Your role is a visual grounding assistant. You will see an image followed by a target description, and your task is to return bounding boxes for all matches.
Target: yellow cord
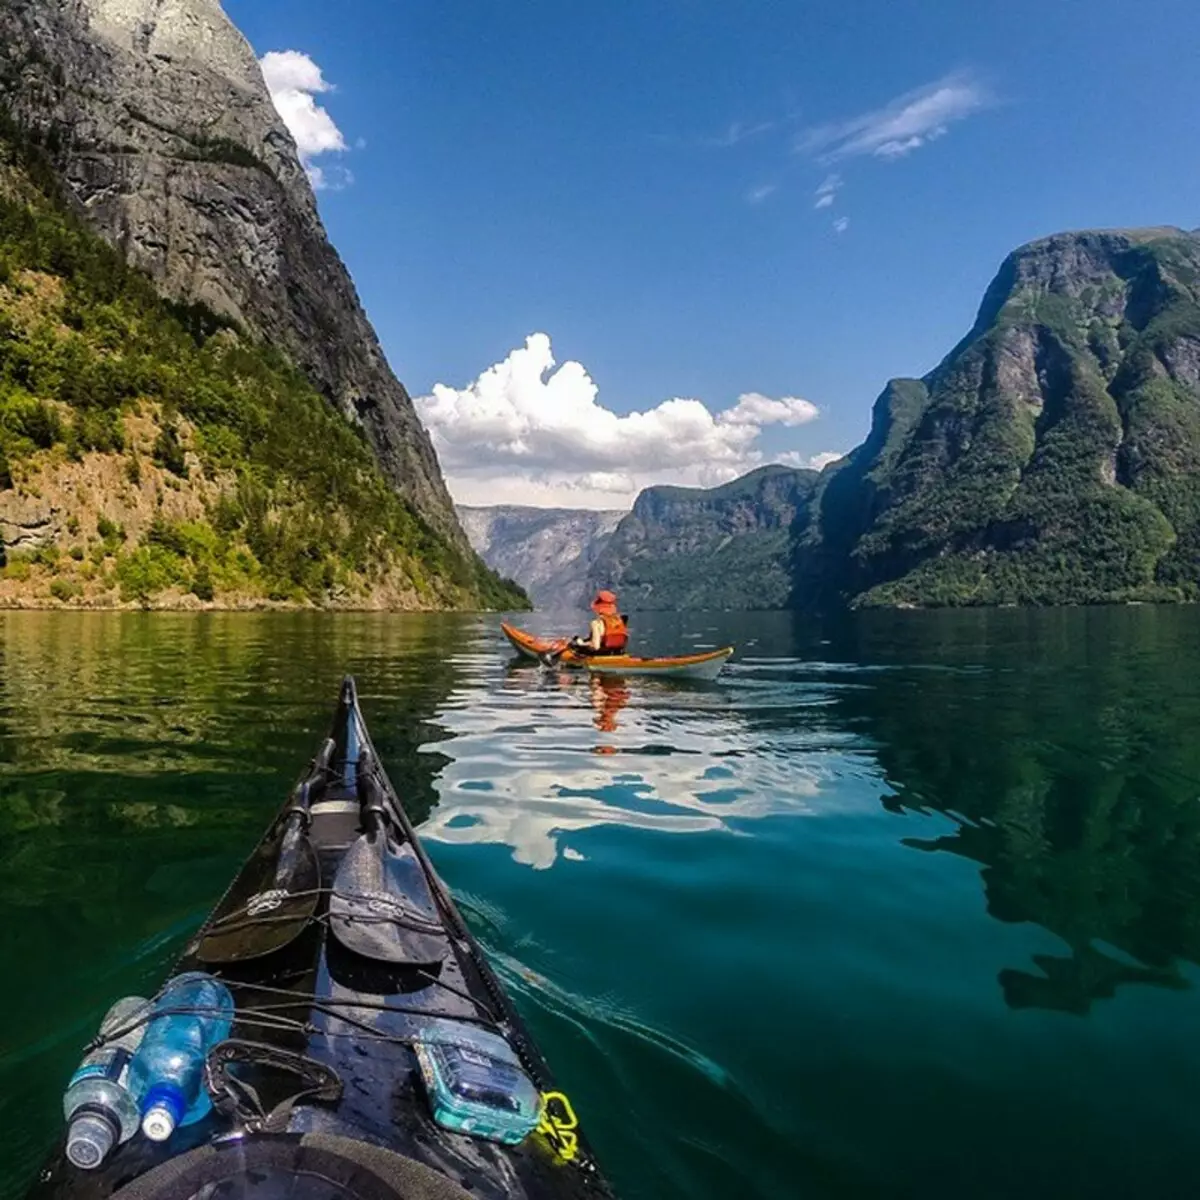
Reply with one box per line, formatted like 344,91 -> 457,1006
536,1091 -> 580,1162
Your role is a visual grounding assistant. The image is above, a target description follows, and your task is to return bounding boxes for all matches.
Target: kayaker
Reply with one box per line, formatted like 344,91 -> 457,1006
570,590 -> 628,656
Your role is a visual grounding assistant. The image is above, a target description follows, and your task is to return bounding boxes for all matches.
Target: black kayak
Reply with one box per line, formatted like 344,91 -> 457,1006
30,678 -> 614,1200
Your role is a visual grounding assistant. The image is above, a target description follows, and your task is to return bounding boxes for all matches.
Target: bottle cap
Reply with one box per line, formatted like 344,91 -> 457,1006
140,1083 -> 185,1143
66,1111 -> 117,1170
141,1104 -> 176,1143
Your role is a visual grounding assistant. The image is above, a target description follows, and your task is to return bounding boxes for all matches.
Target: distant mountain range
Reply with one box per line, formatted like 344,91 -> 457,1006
469,225 -> 1200,611
457,506 -> 623,609
585,465 -> 820,609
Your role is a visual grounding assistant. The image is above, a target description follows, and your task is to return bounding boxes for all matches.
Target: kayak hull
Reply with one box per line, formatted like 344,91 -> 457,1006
585,647 -> 733,680
29,678 -> 612,1200
501,623 -> 733,679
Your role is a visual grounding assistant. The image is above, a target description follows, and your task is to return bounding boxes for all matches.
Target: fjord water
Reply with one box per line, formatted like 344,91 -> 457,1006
2,611 -> 1200,1198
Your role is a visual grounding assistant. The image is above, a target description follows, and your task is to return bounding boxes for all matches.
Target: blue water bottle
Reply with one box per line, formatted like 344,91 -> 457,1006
127,973 -> 234,1143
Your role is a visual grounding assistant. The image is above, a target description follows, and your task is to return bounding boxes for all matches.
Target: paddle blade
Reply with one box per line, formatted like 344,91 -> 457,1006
329,829 -> 448,966
538,639 -> 573,667
194,821 -> 322,964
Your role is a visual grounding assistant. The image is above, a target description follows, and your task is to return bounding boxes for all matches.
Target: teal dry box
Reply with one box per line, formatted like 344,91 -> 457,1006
414,1026 -> 541,1145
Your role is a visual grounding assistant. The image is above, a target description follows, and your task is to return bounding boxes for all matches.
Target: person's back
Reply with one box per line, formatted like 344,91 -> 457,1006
572,591 -> 628,656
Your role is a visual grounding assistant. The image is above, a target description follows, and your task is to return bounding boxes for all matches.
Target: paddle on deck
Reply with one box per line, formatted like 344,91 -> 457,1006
195,738 -> 335,964
329,746 -> 449,966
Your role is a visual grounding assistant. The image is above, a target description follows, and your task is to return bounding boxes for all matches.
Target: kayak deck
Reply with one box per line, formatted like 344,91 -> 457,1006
501,623 -> 733,680
30,679 -> 612,1200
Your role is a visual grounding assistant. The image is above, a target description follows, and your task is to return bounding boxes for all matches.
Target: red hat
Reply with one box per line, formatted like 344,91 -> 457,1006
591,589 -> 618,615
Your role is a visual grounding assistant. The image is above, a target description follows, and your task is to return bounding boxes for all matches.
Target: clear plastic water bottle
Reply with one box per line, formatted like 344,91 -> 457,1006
414,1022 -> 541,1144
127,973 -> 234,1143
63,996 -> 152,1170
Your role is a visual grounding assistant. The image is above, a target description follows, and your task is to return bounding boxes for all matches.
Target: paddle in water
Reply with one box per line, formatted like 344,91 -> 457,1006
537,637 -> 573,668
329,746 -> 449,966
195,738 -> 335,964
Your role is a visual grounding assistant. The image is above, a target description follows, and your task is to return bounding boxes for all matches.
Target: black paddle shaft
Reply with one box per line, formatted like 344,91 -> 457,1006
291,737 -> 337,822
356,748 -> 392,836
193,737 -> 336,964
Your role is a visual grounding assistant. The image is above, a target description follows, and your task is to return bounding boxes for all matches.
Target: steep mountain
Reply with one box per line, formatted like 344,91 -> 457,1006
0,0 -> 460,543
458,505 -> 623,609
0,120 -> 523,608
590,465 -> 820,610
798,227 -> 1200,607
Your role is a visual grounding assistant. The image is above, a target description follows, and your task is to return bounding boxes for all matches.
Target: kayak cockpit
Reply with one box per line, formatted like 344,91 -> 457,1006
96,1134 -> 478,1200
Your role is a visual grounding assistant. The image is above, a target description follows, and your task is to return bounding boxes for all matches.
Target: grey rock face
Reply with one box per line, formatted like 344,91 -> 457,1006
970,227 -> 1194,338
0,0 -> 462,542
0,492 -> 59,552
457,505 -> 624,610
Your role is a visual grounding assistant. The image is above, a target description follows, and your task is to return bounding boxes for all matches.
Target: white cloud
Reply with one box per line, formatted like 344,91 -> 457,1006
416,334 -> 823,508
808,451 -> 844,470
746,183 -> 777,204
796,72 -> 991,163
259,50 -> 349,189
833,216 -> 850,234
701,119 -> 776,149
813,173 -> 842,208
722,391 -> 820,427
306,165 -> 355,193
779,450 -> 844,471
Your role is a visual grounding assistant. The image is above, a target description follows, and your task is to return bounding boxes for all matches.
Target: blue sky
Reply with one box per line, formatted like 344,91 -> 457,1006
227,0 -> 1199,507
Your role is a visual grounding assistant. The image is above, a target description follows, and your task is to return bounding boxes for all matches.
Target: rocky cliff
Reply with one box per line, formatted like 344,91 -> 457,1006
590,465 -> 820,610
799,226 -> 1200,607
458,505 -> 623,609
0,87 -> 522,609
0,0 -> 461,542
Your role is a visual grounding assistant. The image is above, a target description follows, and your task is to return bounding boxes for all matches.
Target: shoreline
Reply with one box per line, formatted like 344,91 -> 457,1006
0,597 -> 514,613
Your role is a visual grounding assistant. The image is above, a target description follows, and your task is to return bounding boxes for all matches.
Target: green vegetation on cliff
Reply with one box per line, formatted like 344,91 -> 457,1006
0,126 -> 525,609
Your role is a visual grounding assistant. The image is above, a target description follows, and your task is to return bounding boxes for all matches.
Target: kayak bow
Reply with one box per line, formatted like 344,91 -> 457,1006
501,623 -> 733,680
32,678 -> 613,1200
502,623 -> 572,662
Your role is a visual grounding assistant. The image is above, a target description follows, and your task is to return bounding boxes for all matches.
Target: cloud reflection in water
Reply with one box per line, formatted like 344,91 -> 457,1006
420,664 -> 821,868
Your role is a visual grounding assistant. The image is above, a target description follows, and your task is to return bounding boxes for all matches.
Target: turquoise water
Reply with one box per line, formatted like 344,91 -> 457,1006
2,608 -> 1200,1197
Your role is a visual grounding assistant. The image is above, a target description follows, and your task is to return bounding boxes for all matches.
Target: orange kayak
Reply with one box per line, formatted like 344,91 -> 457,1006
500,623 -> 733,680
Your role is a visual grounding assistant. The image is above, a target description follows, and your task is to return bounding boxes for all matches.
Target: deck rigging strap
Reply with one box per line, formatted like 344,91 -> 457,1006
206,1039 -> 343,1133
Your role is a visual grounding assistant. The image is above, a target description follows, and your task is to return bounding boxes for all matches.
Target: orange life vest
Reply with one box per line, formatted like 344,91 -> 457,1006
598,612 -> 628,653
